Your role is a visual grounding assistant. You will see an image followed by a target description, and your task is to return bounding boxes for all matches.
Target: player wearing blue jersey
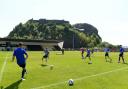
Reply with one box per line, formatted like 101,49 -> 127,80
12,42 -> 28,80
104,48 -> 112,62
85,48 -> 92,64
42,48 -> 49,63
118,45 -> 125,63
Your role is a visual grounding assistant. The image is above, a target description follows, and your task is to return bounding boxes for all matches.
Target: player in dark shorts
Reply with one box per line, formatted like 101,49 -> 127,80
85,49 -> 92,64
80,47 -> 85,59
104,48 -> 112,62
42,48 -> 49,63
12,42 -> 28,80
61,48 -> 65,55
91,49 -> 94,54
118,45 -> 125,63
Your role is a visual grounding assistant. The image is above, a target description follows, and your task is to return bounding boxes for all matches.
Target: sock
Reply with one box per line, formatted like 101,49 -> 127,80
22,69 -> 26,78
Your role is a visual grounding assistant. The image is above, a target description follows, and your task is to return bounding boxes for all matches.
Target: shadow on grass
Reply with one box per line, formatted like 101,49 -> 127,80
123,62 -> 128,65
56,53 -> 63,55
41,64 -> 49,67
4,80 -> 22,89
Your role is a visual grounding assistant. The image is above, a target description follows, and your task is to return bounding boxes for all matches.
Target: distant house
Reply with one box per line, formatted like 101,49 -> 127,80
0,38 -> 63,51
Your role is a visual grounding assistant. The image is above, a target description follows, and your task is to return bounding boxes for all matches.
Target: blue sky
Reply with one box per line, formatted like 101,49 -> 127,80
0,0 -> 128,46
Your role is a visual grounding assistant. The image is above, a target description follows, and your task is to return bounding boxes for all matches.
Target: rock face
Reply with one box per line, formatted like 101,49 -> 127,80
73,23 -> 101,38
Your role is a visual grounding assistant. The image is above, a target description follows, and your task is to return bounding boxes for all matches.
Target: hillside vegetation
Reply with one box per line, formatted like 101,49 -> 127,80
7,19 -> 102,48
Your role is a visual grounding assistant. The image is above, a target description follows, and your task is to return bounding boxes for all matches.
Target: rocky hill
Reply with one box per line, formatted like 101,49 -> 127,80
7,19 -> 102,48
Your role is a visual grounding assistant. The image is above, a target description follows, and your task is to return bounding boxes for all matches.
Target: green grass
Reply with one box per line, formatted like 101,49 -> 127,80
0,51 -> 128,89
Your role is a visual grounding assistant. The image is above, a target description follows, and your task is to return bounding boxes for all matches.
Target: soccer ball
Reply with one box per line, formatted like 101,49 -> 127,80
50,65 -> 54,70
68,79 -> 74,86
88,61 -> 92,64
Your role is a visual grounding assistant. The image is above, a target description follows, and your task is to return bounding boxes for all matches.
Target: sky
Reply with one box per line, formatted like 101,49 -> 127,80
0,0 -> 128,46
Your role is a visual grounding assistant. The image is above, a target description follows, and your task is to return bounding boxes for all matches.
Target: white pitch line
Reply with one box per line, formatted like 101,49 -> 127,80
31,67 -> 128,89
0,54 -> 8,83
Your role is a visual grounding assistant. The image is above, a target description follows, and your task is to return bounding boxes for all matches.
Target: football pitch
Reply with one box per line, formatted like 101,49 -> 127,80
0,51 -> 128,89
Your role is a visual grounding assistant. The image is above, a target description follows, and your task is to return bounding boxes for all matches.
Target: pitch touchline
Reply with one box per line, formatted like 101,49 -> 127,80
32,67 -> 128,89
0,54 -> 8,83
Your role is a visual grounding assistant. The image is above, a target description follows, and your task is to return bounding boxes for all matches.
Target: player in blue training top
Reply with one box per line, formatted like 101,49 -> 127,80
85,48 -> 92,64
118,45 -> 125,63
104,48 -> 112,62
42,48 -> 49,64
12,42 -> 28,80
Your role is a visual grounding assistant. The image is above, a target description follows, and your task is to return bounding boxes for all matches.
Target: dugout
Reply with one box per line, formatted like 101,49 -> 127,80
0,38 -> 63,51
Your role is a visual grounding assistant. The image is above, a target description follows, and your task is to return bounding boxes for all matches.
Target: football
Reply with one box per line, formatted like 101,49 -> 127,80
68,79 -> 74,86
50,65 -> 54,70
88,61 -> 92,64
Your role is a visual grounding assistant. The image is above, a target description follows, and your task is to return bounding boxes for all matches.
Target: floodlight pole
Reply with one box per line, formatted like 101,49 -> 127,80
72,34 -> 75,49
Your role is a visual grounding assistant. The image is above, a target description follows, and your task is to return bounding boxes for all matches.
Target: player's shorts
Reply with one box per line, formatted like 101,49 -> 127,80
43,55 -> 48,58
81,52 -> 84,55
18,63 -> 26,68
86,54 -> 90,57
81,51 -> 84,54
119,53 -> 123,57
105,52 -> 109,56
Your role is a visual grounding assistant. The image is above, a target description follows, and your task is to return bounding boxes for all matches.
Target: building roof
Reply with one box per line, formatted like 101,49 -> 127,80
0,38 -> 61,43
